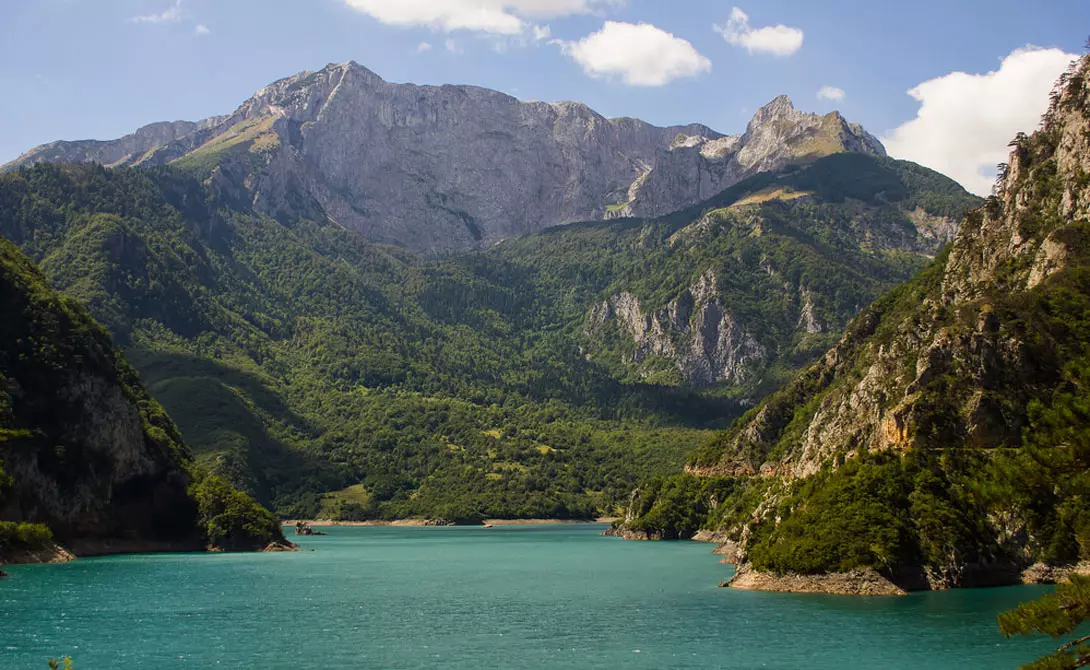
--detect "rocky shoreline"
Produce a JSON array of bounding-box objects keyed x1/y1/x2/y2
[
  {"x1": 717, "y1": 560, "x2": 1090, "y2": 596},
  {"x1": 1021, "y1": 561, "x2": 1090, "y2": 585},
  {"x1": 1, "y1": 544, "x2": 76, "y2": 567},
  {"x1": 285, "y1": 518, "x2": 611, "y2": 528},
  {"x1": 1, "y1": 538, "x2": 298, "y2": 568},
  {"x1": 606, "y1": 524, "x2": 1090, "y2": 596},
  {"x1": 723, "y1": 564, "x2": 908, "y2": 596}
]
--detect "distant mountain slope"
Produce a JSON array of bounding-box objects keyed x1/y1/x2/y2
[
  {"x1": 618, "y1": 54, "x2": 1090, "y2": 592},
  {"x1": 4, "y1": 62, "x2": 884, "y2": 254},
  {"x1": 0, "y1": 238, "x2": 283, "y2": 561}
]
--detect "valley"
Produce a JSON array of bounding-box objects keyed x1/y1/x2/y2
[{"x1": 0, "y1": 13, "x2": 1086, "y2": 666}]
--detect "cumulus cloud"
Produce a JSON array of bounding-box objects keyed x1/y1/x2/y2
[
  {"x1": 563, "y1": 21, "x2": 711, "y2": 86},
  {"x1": 817, "y1": 85, "x2": 844, "y2": 102},
  {"x1": 417, "y1": 41, "x2": 433, "y2": 52},
  {"x1": 344, "y1": 0, "x2": 620, "y2": 36},
  {"x1": 130, "y1": 0, "x2": 183, "y2": 23},
  {"x1": 883, "y1": 47, "x2": 1077, "y2": 196},
  {"x1": 194, "y1": 24, "x2": 211, "y2": 36},
  {"x1": 715, "y1": 7, "x2": 803, "y2": 57}
]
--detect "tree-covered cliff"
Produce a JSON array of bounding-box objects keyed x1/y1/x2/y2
[
  {"x1": 617, "y1": 54, "x2": 1090, "y2": 592},
  {"x1": 0, "y1": 237, "x2": 282, "y2": 561}
]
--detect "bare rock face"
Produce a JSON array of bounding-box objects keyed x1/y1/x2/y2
[
  {"x1": 701, "y1": 63, "x2": 1090, "y2": 480},
  {"x1": 586, "y1": 270, "x2": 766, "y2": 387},
  {"x1": 0, "y1": 239, "x2": 201, "y2": 552},
  {"x1": 5, "y1": 63, "x2": 885, "y2": 255},
  {"x1": 614, "y1": 96, "x2": 887, "y2": 219}
]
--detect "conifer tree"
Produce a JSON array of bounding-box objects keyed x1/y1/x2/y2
[{"x1": 999, "y1": 575, "x2": 1090, "y2": 669}]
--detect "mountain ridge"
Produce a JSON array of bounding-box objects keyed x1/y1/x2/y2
[{"x1": 5, "y1": 61, "x2": 885, "y2": 254}]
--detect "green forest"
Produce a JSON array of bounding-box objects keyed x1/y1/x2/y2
[{"x1": 0, "y1": 152, "x2": 976, "y2": 521}]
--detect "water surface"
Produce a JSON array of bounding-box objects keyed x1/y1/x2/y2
[{"x1": 0, "y1": 524, "x2": 1067, "y2": 668}]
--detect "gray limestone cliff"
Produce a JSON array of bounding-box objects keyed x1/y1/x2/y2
[
  {"x1": 579, "y1": 152, "x2": 977, "y2": 388},
  {"x1": 5, "y1": 63, "x2": 885, "y2": 254},
  {"x1": 613, "y1": 96, "x2": 887, "y2": 219}
]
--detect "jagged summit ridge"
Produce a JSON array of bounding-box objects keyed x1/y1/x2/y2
[{"x1": 6, "y1": 61, "x2": 885, "y2": 253}]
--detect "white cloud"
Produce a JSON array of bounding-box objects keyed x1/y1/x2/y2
[
  {"x1": 344, "y1": 0, "x2": 620, "y2": 36},
  {"x1": 564, "y1": 21, "x2": 711, "y2": 87},
  {"x1": 417, "y1": 41, "x2": 433, "y2": 52},
  {"x1": 445, "y1": 38, "x2": 461, "y2": 54},
  {"x1": 195, "y1": 24, "x2": 211, "y2": 36},
  {"x1": 715, "y1": 7, "x2": 803, "y2": 57},
  {"x1": 533, "y1": 25, "x2": 552, "y2": 41},
  {"x1": 817, "y1": 85, "x2": 844, "y2": 102},
  {"x1": 883, "y1": 46, "x2": 1077, "y2": 196},
  {"x1": 131, "y1": 0, "x2": 183, "y2": 23}
]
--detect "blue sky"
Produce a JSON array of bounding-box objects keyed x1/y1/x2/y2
[{"x1": 1, "y1": 0, "x2": 1086, "y2": 193}]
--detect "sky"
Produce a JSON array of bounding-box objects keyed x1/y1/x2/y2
[{"x1": 1, "y1": 0, "x2": 1087, "y2": 195}]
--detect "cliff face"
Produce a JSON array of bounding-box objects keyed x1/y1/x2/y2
[
  {"x1": 4, "y1": 63, "x2": 883, "y2": 254},
  {"x1": 616, "y1": 96, "x2": 886, "y2": 219},
  {"x1": 0, "y1": 238, "x2": 199, "y2": 553},
  {"x1": 0, "y1": 238, "x2": 282, "y2": 561},
  {"x1": 586, "y1": 272, "x2": 766, "y2": 387},
  {"x1": 679, "y1": 54, "x2": 1090, "y2": 589}
]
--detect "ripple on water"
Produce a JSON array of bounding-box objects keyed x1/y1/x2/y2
[{"x1": 0, "y1": 524, "x2": 1072, "y2": 669}]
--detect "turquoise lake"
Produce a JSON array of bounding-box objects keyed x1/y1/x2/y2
[{"x1": 0, "y1": 523, "x2": 1069, "y2": 669}]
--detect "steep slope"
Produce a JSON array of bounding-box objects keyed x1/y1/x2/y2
[
  {"x1": 5, "y1": 62, "x2": 884, "y2": 254},
  {"x1": 0, "y1": 238, "x2": 283, "y2": 562},
  {"x1": 494, "y1": 153, "x2": 977, "y2": 392},
  {"x1": 621, "y1": 54, "x2": 1090, "y2": 592},
  {"x1": 615, "y1": 96, "x2": 886, "y2": 219}
]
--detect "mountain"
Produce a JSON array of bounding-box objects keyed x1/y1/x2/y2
[
  {"x1": 0, "y1": 237, "x2": 284, "y2": 563},
  {"x1": 616, "y1": 54, "x2": 1090, "y2": 593},
  {"x1": 0, "y1": 145, "x2": 976, "y2": 522},
  {"x1": 543, "y1": 153, "x2": 976, "y2": 390},
  {"x1": 4, "y1": 62, "x2": 884, "y2": 254},
  {"x1": 614, "y1": 95, "x2": 886, "y2": 219}
]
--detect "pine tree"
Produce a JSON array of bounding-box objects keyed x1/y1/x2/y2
[{"x1": 999, "y1": 575, "x2": 1090, "y2": 669}]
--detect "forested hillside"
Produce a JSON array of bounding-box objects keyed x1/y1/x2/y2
[
  {"x1": 0, "y1": 150, "x2": 977, "y2": 521},
  {"x1": 0, "y1": 238, "x2": 282, "y2": 561},
  {"x1": 615, "y1": 55, "x2": 1090, "y2": 592}
]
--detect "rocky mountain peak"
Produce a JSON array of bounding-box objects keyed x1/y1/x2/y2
[
  {"x1": 747, "y1": 94, "x2": 800, "y2": 128},
  {"x1": 5, "y1": 65, "x2": 890, "y2": 254},
  {"x1": 616, "y1": 94, "x2": 887, "y2": 219}
]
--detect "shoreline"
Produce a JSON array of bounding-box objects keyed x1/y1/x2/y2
[{"x1": 283, "y1": 518, "x2": 615, "y2": 528}]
